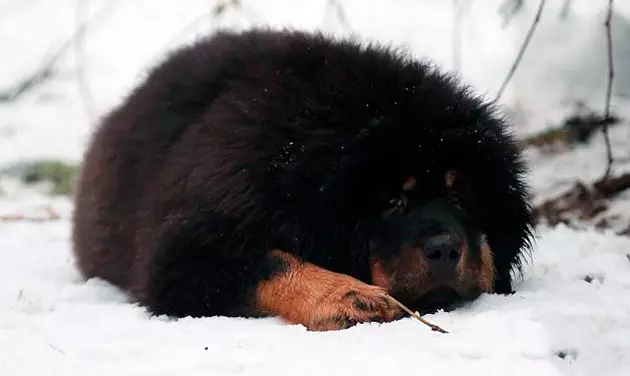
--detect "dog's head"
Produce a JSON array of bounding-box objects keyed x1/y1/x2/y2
[{"x1": 366, "y1": 168, "x2": 525, "y2": 314}]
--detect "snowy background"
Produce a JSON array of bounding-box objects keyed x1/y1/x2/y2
[{"x1": 1, "y1": 0, "x2": 630, "y2": 375}]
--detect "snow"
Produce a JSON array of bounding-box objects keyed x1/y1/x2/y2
[
  {"x1": 2, "y1": 0, "x2": 630, "y2": 375},
  {"x1": 2, "y1": 213, "x2": 629, "y2": 376}
]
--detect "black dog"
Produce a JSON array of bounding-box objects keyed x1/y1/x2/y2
[{"x1": 72, "y1": 29, "x2": 534, "y2": 331}]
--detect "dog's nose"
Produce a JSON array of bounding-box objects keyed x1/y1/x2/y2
[{"x1": 423, "y1": 233, "x2": 462, "y2": 275}]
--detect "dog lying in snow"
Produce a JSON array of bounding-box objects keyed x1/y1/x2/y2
[{"x1": 72, "y1": 29, "x2": 534, "y2": 331}]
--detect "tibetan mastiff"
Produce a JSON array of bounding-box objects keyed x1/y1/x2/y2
[{"x1": 72, "y1": 29, "x2": 534, "y2": 331}]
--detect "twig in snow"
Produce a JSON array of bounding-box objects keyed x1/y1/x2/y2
[
  {"x1": 48, "y1": 343, "x2": 66, "y2": 356},
  {"x1": 495, "y1": 0, "x2": 546, "y2": 102},
  {"x1": 601, "y1": 0, "x2": 615, "y2": 180},
  {"x1": 0, "y1": 214, "x2": 60, "y2": 222},
  {"x1": 0, "y1": 205, "x2": 62, "y2": 222},
  {"x1": 382, "y1": 293, "x2": 449, "y2": 333}
]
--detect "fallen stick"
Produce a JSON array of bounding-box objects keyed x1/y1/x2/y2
[
  {"x1": 0, "y1": 214, "x2": 59, "y2": 222},
  {"x1": 382, "y1": 293, "x2": 449, "y2": 334},
  {"x1": 0, "y1": 214, "x2": 61, "y2": 222},
  {"x1": 0, "y1": 205, "x2": 62, "y2": 222}
]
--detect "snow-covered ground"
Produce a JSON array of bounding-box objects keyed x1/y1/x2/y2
[
  {"x1": 2, "y1": 1, "x2": 630, "y2": 375},
  {"x1": 1, "y1": 218, "x2": 629, "y2": 376}
]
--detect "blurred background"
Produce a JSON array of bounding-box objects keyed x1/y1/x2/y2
[{"x1": 1, "y1": 0, "x2": 630, "y2": 234}]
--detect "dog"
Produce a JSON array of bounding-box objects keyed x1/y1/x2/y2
[{"x1": 72, "y1": 28, "x2": 535, "y2": 331}]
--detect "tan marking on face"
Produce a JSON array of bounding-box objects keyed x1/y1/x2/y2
[
  {"x1": 387, "y1": 244, "x2": 431, "y2": 297},
  {"x1": 445, "y1": 170, "x2": 456, "y2": 188},
  {"x1": 402, "y1": 176, "x2": 417, "y2": 191},
  {"x1": 478, "y1": 237, "x2": 496, "y2": 292},
  {"x1": 369, "y1": 257, "x2": 393, "y2": 290},
  {"x1": 455, "y1": 239, "x2": 469, "y2": 280}
]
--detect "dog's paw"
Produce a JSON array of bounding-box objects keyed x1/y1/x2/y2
[{"x1": 307, "y1": 278, "x2": 403, "y2": 331}]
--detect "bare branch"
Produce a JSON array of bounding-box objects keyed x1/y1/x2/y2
[
  {"x1": 382, "y1": 293, "x2": 449, "y2": 334},
  {"x1": 601, "y1": 0, "x2": 615, "y2": 180},
  {"x1": 326, "y1": 0, "x2": 352, "y2": 33},
  {"x1": 0, "y1": 1, "x2": 115, "y2": 102},
  {"x1": 74, "y1": 0, "x2": 97, "y2": 123},
  {"x1": 0, "y1": 49, "x2": 59, "y2": 102},
  {"x1": 495, "y1": 0, "x2": 546, "y2": 102},
  {"x1": 149, "y1": 0, "x2": 242, "y2": 64}
]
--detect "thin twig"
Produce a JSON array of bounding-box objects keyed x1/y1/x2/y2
[
  {"x1": 74, "y1": 0, "x2": 97, "y2": 123},
  {"x1": 48, "y1": 343, "x2": 66, "y2": 356},
  {"x1": 149, "y1": 0, "x2": 241, "y2": 65},
  {"x1": 329, "y1": 0, "x2": 351, "y2": 32},
  {"x1": 382, "y1": 293, "x2": 449, "y2": 334},
  {"x1": 601, "y1": 0, "x2": 615, "y2": 180},
  {"x1": 0, "y1": 64, "x2": 55, "y2": 102},
  {"x1": 0, "y1": 214, "x2": 61, "y2": 222},
  {"x1": 0, "y1": 205, "x2": 62, "y2": 222},
  {"x1": 0, "y1": 1, "x2": 115, "y2": 102},
  {"x1": 495, "y1": 0, "x2": 546, "y2": 102}
]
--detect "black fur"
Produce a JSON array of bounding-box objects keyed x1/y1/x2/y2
[{"x1": 72, "y1": 28, "x2": 534, "y2": 319}]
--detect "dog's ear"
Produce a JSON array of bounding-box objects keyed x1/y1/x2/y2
[{"x1": 473, "y1": 156, "x2": 534, "y2": 294}]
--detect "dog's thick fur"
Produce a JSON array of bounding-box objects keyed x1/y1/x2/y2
[{"x1": 72, "y1": 29, "x2": 534, "y2": 331}]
